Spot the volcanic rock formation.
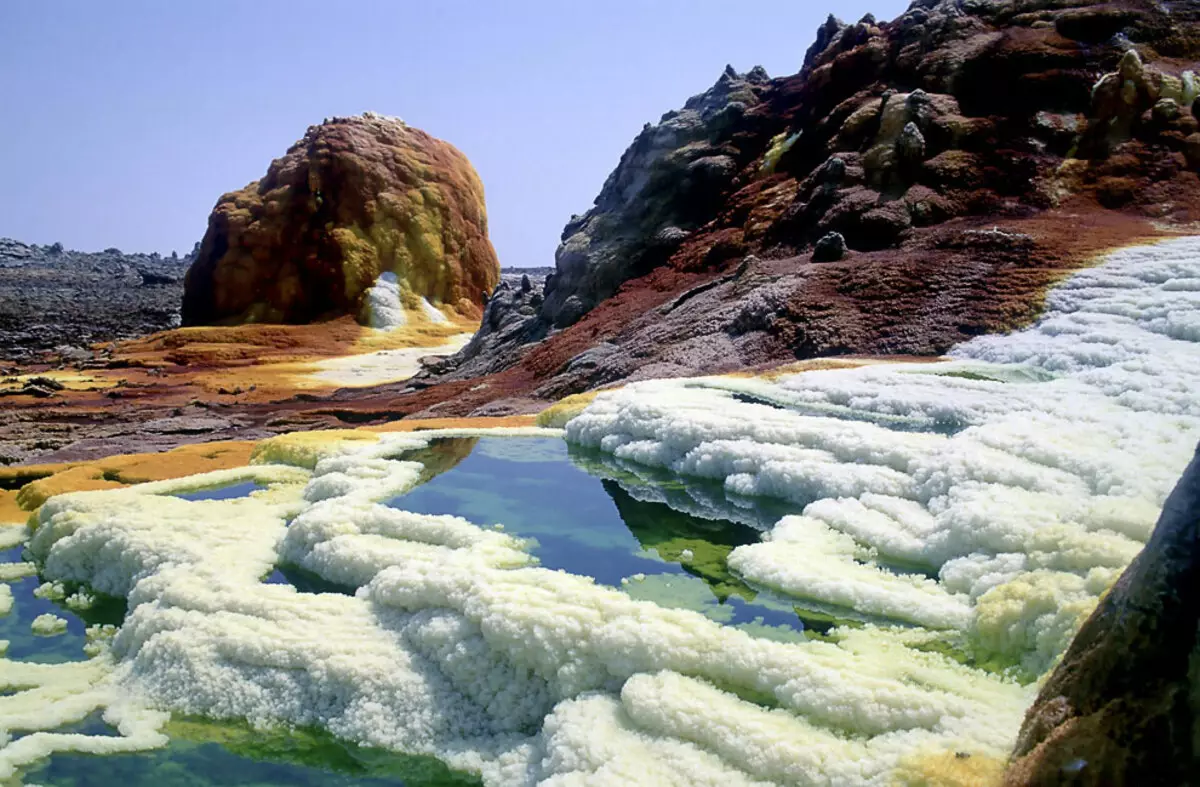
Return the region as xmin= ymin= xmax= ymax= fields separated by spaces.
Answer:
xmin=182 ymin=113 xmax=499 ymax=327
xmin=541 ymin=64 xmax=773 ymax=328
xmin=417 ymin=0 xmax=1200 ymax=412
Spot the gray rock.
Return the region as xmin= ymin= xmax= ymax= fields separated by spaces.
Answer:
xmin=539 ymin=66 xmax=771 ymax=329
xmin=653 ymin=226 xmax=691 ymax=246
xmin=897 ymin=122 xmax=927 ymax=164
xmin=804 ymin=14 xmax=847 ymax=70
xmin=0 ymin=237 xmax=194 ymax=358
xmin=554 ymin=295 xmax=586 ymax=329
xmin=1153 ymin=97 xmax=1181 ymax=123
xmin=812 ymin=232 xmax=847 ymax=262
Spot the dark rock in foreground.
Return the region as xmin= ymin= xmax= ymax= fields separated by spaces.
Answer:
xmin=1006 ymin=442 xmax=1200 ymax=786
xmin=0 ymin=238 xmax=192 ymax=360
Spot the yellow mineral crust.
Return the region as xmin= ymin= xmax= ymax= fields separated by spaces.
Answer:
xmin=0 ymin=418 xmax=540 ymax=527
xmin=3 ymin=441 xmax=258 ymax=515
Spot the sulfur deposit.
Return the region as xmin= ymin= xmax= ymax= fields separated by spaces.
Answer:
xmin=182 ymin=113 xmax=499 ymax=327
xmin=3 ymin=237 xmax=1199 ymax=786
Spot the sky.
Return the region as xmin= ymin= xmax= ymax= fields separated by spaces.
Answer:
xmin=0 ymin=0 xmax=909 ymax=268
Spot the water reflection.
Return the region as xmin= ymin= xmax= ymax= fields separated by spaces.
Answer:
xmin=387 ymin=438 xmax=807 ymax=632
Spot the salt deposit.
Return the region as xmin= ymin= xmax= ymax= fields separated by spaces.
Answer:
xmin=306 ymin=333 xmax=471 ymax=388
xmin=5 ymin=238 xmax=1200 ymax=785
xmin=362 ymin=271 xmax=452 ymax=329
xmin=568 ymin=236 xmax=1200 ymax=676
xmin=363 ymin=271 xmax=407 ymax=329
xmin=0 ymin=563 xmax=35 ymax=582
xmin=29 ymin=614 xmax=67 ymax=637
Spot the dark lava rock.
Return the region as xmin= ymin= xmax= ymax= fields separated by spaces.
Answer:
xmin=0 ymin=238 xmax=193 ymax=360
xmin=1005 ymin=442 xmax=1200 ymax=786
xmin=539 ymin=66 xmax=773 ymax=327
xmin=812 ymin=232 xmax=848 ymax=262
xmin=553 ymin=295 xmax=586 ymax=329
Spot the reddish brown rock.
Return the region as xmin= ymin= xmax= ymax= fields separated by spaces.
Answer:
xmin=413 ymin=0 xmax=1200 ymax=410
xmin=182 ymin=113 xmax=499 ymax=326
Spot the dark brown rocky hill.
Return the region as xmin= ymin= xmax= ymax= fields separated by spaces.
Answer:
xmin=0 ymin=238 xmax=192 ymax=362
xmin=399 ymin=0 xmax=1200 ymax=415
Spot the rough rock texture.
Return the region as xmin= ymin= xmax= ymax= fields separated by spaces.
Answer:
xmin=409 ymin=0 xmax=1200 ymax=409
xmin=812 ymin=231 xmax=847 ymax=261
xmin=1005 ymin=443 xmax=1200 ymax=786
xmin=0 ymin=238 xmax=192 ymax=360
xmin=182 ymin=113 xmax=499 ymax=326
xmin=4 ymin=0 xmax=1200 ymax=468
xmin=541 ymin=65 xmax=773 ymax=327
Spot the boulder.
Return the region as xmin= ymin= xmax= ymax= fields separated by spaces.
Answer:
xmin=812 ymin=232 xmax=848 ymax=262
xmin=182 ymin=113 xmax=499 ymax=326
xmin=539 ymin=66 xmax=771 ymax=327
xmin=400 ymin=0 xmax=1200 ymax=414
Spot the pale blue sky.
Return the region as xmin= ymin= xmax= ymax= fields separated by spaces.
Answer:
xmin=0 ymin=1 xmax=908 ymax=267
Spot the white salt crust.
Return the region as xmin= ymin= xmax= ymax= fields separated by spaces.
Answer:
xmin=363 ymin=271 xmax=407 ymax=330
xmin=6 ymin=238 xmax=1200 ymax=785
xmin=307 ymin=333 xmax=471 ymax=388
xmin=15 ymin=425 xmax=1030 ymax=785
xmin=568 ymin=236 xmax=1200 ymax=675
xmin=29 ymin=614 xmax=67 ymax=637
xmin=361 ymin=271 xmax=450 ymax=329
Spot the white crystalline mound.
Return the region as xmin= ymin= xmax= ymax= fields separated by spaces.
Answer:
xmin=420 ymin=295 xmax=450 ymax=324
xmin=0 ymin=528 xmax=26 ymax=550
xmin=20 ymin=426 xmax=1029 ymax=786
xmin=363 ymin=271 xmax=407 ymax=330
xmin=0 ymin=657 xmax=169 ymax=780
xmin=30 ymin=613 xmax=67 ymax=637
xmin=362 ymin=272 xmax=451 ymax=329
xmin=568 ymin=236 xmax=1200 ymax=676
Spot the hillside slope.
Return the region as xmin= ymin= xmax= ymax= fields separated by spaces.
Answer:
xmin=399 ymin=0 xmax=1200 ymax=416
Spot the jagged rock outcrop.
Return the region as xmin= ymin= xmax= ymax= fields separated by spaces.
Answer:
xmin=1004 ymin=442 xmax=1200 ymax=786
xmin=408 ymin=0 xmax=1200 ymax=413
xmin=182 ymin=113 xmax=499 ymax=326
xmin=540 ymin=65 xmax=773 ymax=328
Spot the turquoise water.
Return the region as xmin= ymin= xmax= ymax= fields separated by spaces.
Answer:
xmin=1 ymin=544 xmax=121 ymax=663
xmin=24 ymin=722 xmax=478 ymax=787
xmin=1 ymin=551 xmax=474 ymax=787
xmin=387 ymin=438 xmax=808 ymax=632
xmin=173 ymin=481 xmax=265 ymax=501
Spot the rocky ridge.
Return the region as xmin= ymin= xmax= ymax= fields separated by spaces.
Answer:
xmin=413 ymin=0 xmax=1200 ymax=413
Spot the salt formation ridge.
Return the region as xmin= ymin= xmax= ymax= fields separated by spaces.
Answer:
xmin=4 ymin=237 xmax=1199 ymax=785
xmin=11 ymin=426 xmax=1028 ymax=786
xmin=568 ymin=236 xmax=1200 ymax=676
